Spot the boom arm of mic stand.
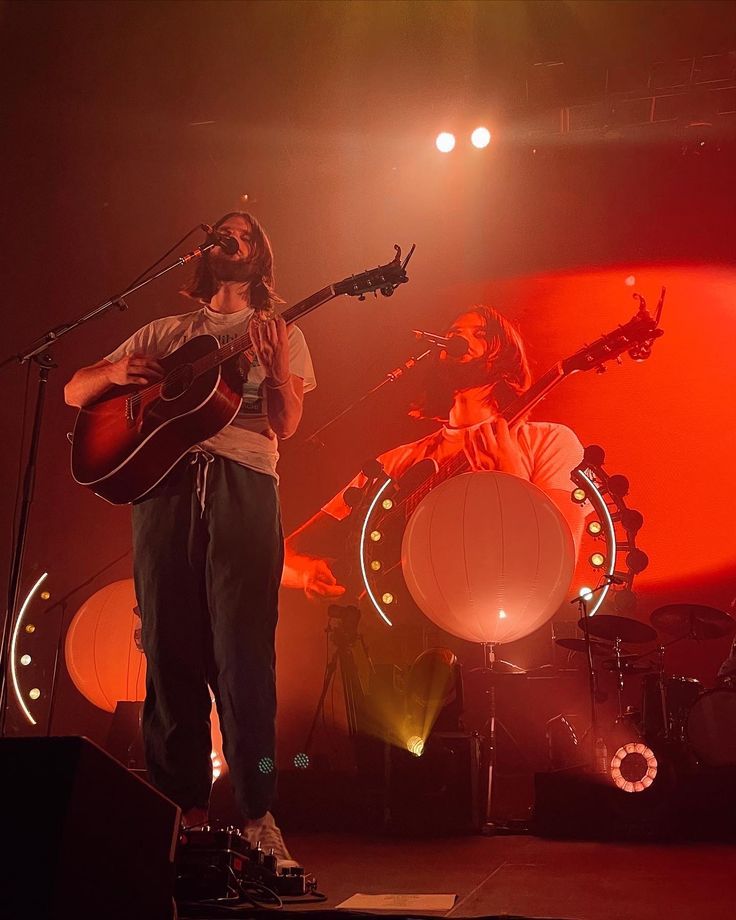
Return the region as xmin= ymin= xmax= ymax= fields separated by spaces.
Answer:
xmin=304 ymin=348 xmax=432 ymax=448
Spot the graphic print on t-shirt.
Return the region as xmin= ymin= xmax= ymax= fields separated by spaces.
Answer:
xmin=218 ymin=331 xmax=265 ymax=417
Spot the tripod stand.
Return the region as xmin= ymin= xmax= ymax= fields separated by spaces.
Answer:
xmin=302 ymin=604 xmax=374 ymax=757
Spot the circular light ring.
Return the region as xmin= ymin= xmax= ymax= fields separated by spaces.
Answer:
xmin=572 ymin=469 xmax=617 ymax=616
xmin=11 ymin=572 xmax=48 ymax=727
xmin=359 ymin=477 xmax=395 ymax=626
xmin=610 ymin=742 xmax=658 ymax=793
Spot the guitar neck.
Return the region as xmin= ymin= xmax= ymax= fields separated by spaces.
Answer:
xmin=194 ymin=284 xmax=337 ymax=375
xmin=405 ymin=362 xmax=571 ymax=514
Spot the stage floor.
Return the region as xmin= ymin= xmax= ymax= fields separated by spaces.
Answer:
xmin=286 ymin=832 xmax=736 ymax=918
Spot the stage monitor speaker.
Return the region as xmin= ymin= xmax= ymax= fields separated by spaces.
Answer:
xmin=0 ymin=736 xmax=180 ymax=920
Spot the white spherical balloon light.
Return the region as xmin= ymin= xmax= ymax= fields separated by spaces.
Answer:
xmin=401 ymin=472 xmax=575 ymax=644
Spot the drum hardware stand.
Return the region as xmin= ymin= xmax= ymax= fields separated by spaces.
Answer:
xmin=470 ymin=641 xmax=529 ymax=834
xmin=0 ymin=224 xmax=226 ymax=736
xmin=570 ymin=578 xmax=619 ymax=774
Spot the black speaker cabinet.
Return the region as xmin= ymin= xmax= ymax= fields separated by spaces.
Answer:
xmin=0 ymin=736 xmax=180 ymax=920
xmin=384 ymin=732 xmax=482 ymax=834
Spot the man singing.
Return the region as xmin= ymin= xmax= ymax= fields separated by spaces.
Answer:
xmin=65 ymin=212 xmax=315 ymax=862
xmin=283 ymin=305 xmax=584 ymax=602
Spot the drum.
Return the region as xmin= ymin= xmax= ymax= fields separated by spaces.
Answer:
xmin=687 ymin=688 xmax=736 ymax=767
xmin=641 ymin=674 xmax=701 ymax=742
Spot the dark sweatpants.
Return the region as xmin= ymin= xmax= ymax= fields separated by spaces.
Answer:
xmin=132 ymin=453 xmax=283 ymax=818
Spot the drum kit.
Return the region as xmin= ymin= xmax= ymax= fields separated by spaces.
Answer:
xmin=555 ymin=603 xmax=736 ymax=767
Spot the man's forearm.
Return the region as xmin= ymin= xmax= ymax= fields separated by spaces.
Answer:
xmin=265 ymin=375 xmax=303 ymax=439
xmin=64 ymin=362 xmax=114 ymax=408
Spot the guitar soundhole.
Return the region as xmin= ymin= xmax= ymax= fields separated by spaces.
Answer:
xmin=160 ymin=365 xmax=194 ymax=401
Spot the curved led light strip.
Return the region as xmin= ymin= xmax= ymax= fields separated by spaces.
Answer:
xmin=577 ymin=469 xmax=616 ymax=617
xmin=10 ymin=571 xmax=48 ymax=726
xmin=359 ymin=477 xmax=394 ymax=626
xmin=611 ymin=742 xmax=658 ymax=793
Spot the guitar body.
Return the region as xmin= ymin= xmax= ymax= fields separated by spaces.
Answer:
xmin=71 ymin=335 xmax=242 ymax=504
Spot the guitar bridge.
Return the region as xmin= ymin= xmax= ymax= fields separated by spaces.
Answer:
xmin=125 ymin=395 xmax=137 ymax=427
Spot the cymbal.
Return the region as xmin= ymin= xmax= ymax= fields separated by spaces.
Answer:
xmin=601 ymin=656 xmax=655 ymax=674
xmin=651 ymin=604 xmax=736 ymax=640
xmin=579 ymin=614 xmax=657 ymax=644
xmin=555 ymin=637 xmax=609 ymax=656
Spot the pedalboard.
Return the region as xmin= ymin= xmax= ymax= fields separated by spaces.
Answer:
xmin=175 ymin=826 xmax=315 ymax=902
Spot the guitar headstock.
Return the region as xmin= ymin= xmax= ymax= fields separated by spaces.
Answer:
xmin=563 ymin=293 xmax=665 ymax=375
xmin=334 ymin=244 xmax=414 ymax=300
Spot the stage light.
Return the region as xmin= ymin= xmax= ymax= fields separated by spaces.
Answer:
xmin=435 ymin=132 xmax=456 ymax=153
xmin=20 ymin=655 xmax=31 ymax=666
xmin=407 ymin=735 xmax=425 ymax=757
xmin=258 ymin=756 xmax=275 ymax=775
xmin=588 ymin=520 xmax=602 ymax=535
xmin=381 ymin=592 xmax=394 ymax=605
xmin=572 ymin=487 xmax=587 ymax=504
xmin=625 ymin=275 xmax=636 ymax=287
xmin=620 ymin=509 xmax=644 ymax=533
xmin=382 ymin=498 xmax=394 ymax=511
xmin=578 ymin=586 xmax=594 ymax=601
xmin=370 ymin=560 xmax=382 ymax=571
xmin=40 ymin=591 xmax=50 ymax=600
xmin=471 ymin=126 xmax=491 ymax=148
xmin=11 ymin=571 xmax=47 ymax=727
xmin=590 ymin=552 xmax=606 ymax=568
xmin=626 ymin=549 xmax=649 ymax=574
xmin=293 ymin=752 xmax=310 ymax=770
xmin=498 ymin=609 xmax=507 ymax=619
xmin=370 ymin=530 xmax=382 ymax=542
xmin=611 ymin=742 xmax=657 ymax=793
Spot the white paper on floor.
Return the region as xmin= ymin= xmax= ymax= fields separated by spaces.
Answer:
xmin=336 ymin=893 xmax=457 ymax=911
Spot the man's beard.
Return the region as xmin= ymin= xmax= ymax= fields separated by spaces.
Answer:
xmin=208 ymin=253 xmax=256 ymax=284
xmin=412 ymin=354 xmax=495 ymax=421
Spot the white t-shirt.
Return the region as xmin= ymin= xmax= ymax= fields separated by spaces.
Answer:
xmin=322 ymin=420 xmax=583 ymax=520
xmin=105 ymin=304 xmax=316 ymax=479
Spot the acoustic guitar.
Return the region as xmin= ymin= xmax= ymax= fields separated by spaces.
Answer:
xmin=71 ymin=247 xmax=411 ymax=504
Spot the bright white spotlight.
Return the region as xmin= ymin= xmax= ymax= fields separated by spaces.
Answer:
xmin=471 ymin=126 xmax=491 ymax=149
xmin=435 ymin=132 xmax=456 ymax=153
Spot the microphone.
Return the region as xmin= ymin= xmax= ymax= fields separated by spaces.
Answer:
xmin=413 ymin=329 xmax=469 ymax=358
xmin=200 ymin=223 xmax=239 ymax=255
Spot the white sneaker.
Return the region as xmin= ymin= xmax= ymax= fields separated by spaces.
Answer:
xmin=242 ymin=811 xmax=294 ymax=864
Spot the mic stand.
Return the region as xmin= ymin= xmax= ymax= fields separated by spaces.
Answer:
xmin=569 ymin=579 xmax=618 ymax=774
xmin=0 ymin=236 xmax=223 ymax=736
xmin=304 ymin=348 xmax=432 ymax=448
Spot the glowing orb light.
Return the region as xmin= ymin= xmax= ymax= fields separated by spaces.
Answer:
xmin=401 ymin=472 xmax=575 ymax=644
